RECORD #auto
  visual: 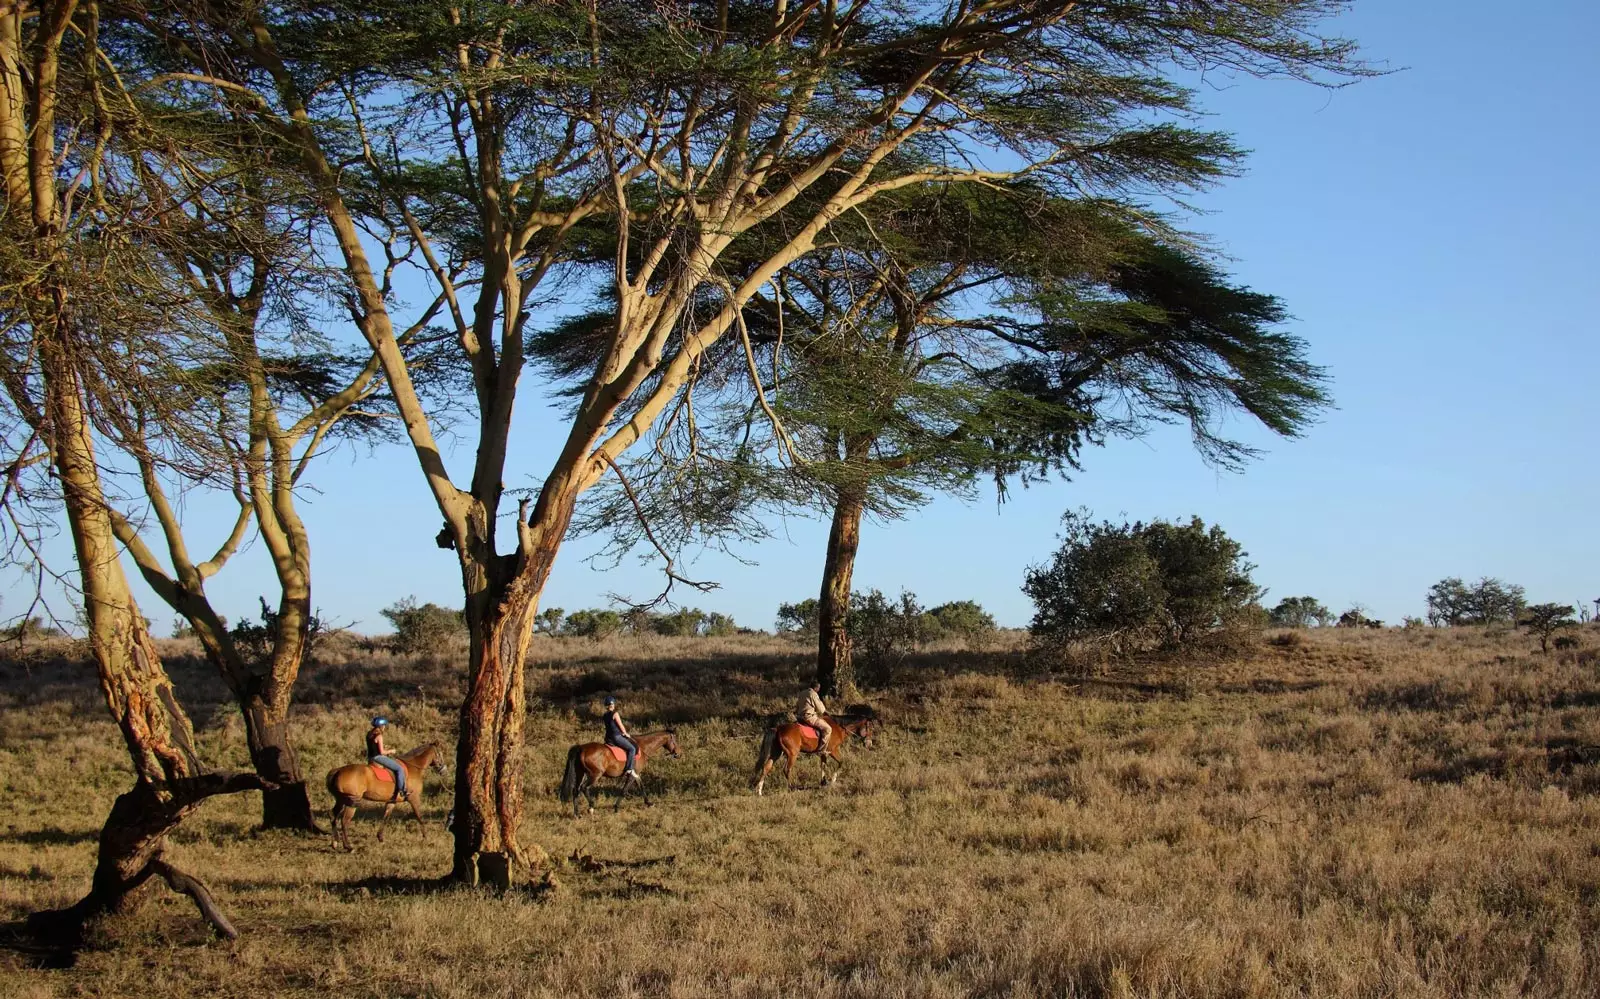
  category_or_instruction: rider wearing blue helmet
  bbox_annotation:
[601,696,640,781]
[366,716,406,801]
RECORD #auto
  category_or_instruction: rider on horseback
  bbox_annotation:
[602,696,640,781]
[797,679,832,754]
[367,716,406,802]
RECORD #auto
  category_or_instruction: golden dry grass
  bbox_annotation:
[3,625,1599,997]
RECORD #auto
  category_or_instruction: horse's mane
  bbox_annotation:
[398,743,437,759]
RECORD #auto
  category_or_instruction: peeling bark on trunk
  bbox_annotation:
[449,489,573,888]
[33,344,265,940]
[817,485,866,699]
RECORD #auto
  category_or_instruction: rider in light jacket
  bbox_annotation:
[796,680,832,754]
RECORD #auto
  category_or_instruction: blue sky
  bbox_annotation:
[9,1,1597,633]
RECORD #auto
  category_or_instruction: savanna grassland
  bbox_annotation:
[3,626,1599,998]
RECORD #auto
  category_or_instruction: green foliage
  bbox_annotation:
[1426,577,1527,627]
[556,606,737,638]
[850,590,930,684]
[229,597,327,666]
[380,597,465,656]
[6,616,64,641]
[1519,603,1577,654]
[922,601,999,640]
[1268,596,1332,629]
[562,609,623,640]
[1024,513,1260,652]
[535,608,566,636]
[776,599,820,637]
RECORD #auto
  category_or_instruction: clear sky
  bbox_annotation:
[8,1,1597,634]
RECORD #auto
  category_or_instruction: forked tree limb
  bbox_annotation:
[149,857,237,941]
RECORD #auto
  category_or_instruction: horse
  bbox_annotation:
[325,742,445,851]
[558,730,682,817]
[751,713,876,796]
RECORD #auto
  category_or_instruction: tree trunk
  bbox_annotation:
[449,493,571,888]
[244,694,314,830]
[817,485,866,699]
[177,597,316,831]
[31,340,265,940]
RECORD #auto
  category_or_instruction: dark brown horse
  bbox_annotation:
[559,730,681,816]
[325,742,444,851]
[751,714,876,796]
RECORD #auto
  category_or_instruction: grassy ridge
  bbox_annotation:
[2,627,1598,997]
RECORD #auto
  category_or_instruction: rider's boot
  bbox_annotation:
[624,768,640,782]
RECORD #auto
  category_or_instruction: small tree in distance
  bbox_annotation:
[1519,604,1577,654]
[1024,514,1260,653]
[1269,596,1333,629]
[1427,577,1526,626]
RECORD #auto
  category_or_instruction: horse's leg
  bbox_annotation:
[408,791,425,832]
[784,746,797,789]
[378,801,395,842]
[818,748,830,786]
[585,772,598,815]
[339,804,354,851]
[614,769,630,813]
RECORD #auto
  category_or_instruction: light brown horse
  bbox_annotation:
[751,714,876,796]
[325,742,444,851]
[559,731,681,817]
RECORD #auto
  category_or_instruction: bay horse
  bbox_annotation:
[558,730,681,817]
[325,742,444,851]
[751,714,876,796]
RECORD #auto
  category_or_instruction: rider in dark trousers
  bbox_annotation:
[602,696,640,781]
[367,716,406,801]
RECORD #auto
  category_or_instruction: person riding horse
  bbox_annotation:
[366,716,406,802]
[796,680,832,751]
[602,695,640,782]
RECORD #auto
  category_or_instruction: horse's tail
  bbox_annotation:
[751,727,777,788]
[559,745,582,803]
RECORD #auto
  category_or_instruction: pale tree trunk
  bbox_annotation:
[30,345,268,941]
[817,482,867,699]
[115,490,317,832]
[7,2,265,941]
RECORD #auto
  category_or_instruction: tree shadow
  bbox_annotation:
[324,873,459,899]
[0,827,97,847]
[0,921,79,970]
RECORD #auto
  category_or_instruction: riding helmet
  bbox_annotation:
[603,696,616,707]
[372,716,389,727]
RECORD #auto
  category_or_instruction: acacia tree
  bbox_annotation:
[0,0,271,938]
[95,154,412,830]
[142,0,1366,884]
[550,186,1328,694]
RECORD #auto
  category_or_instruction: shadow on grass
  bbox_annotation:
[0,921,78,970]
[0,827,97,847]
[325,873,458,899]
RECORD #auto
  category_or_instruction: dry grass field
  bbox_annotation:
[2,625,1599,998]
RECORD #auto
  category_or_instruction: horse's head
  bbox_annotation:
[848,716,877,750]
[664,730,683,759]
[423,741,447,774]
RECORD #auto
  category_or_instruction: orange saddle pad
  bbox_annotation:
[607,745,627,762]
[368,763,397,783]
[796,724,819,740]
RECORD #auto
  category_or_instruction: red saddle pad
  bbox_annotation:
[796,723,818,740]
[368,763,396,783]
[607,745,627,762]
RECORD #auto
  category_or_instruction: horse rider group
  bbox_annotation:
[360,677,837,790]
